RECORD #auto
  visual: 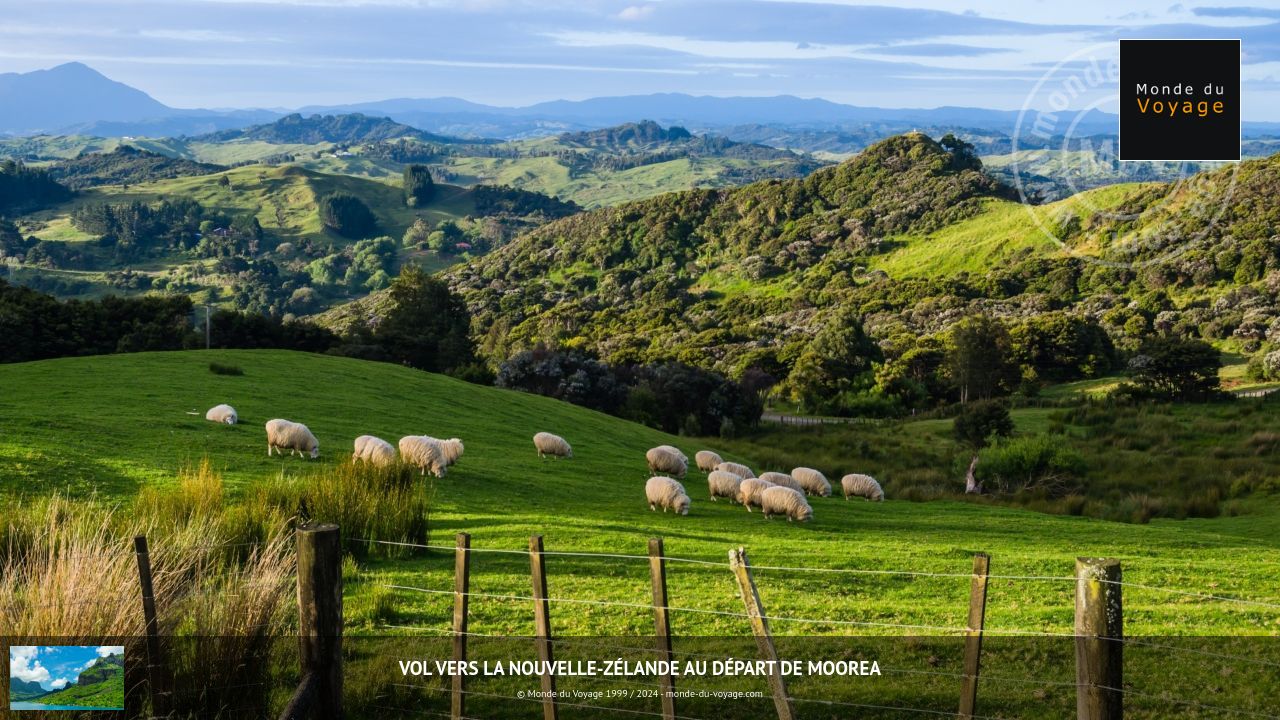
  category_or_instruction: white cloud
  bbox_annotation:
[618,5,653,21]
[49,678,69,689]
[9,647,52,684]
[96,646,124,657]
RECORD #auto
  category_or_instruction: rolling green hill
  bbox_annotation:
[1,349,1278,642]
[28,655,125,709]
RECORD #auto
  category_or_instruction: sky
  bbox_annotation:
[9,645,124,692]
[0,0,1278,117]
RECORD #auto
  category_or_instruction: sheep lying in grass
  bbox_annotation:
[647,446,688,478]
[759,471,804,493]
[791,467,832,497]
[737,478,775,512]
[399,435,449,477]
[533,432,573,459]
[353,435,396,467]
[206,404,238,425]
[841,474,884,502]
[707,470,743,503]
[760,486,813,522]
[645,476,691,515]
[695,450,723,473]
[265,419,318,459]
[716,461,755,479]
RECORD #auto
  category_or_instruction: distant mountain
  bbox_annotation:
[9,677,47,701]
[61,110,283,139]
[0,63,172,134]
[49,145,225,189]
[560,120,694,148]
[195,113,471,145]
[31,653,124,709]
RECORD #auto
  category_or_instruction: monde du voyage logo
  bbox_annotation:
[1120,39,1241,161]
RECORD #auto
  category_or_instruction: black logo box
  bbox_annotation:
[1119,39,1241,162]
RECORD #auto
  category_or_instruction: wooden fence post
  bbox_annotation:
[728,547,795,720]
[1075,558,1122,720]
[648,538,677,720]
[529,535,558,720]
[296,523,343,720]
[958,552,990,719]
[134,535,170,717]
[452,533,471,720]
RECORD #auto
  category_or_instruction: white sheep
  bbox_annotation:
[353,435,396,467]
[646,446,688,478]
[791,467,832,497]
[205,404,238,425]
[707,470,743,503]
[439,438,465,466]
[695,450,723,473]
[533,432,573,459]
[760,486,813,522]
[759,471,804,493]
[737,477,776,512]
[645,476,691,515]
[656,445,689,463]
[399,435,448,477]
[716,461,755,479]
[265,419,319,459]
[841,474,884,502]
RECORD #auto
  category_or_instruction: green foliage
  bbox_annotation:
[49,146,224,190]
[787,306,881,412]
[944,315,1020,403]
[371,265,476,372]
[318,191,378,239]
[1126,336,1222,401]
[402,163,434,206]
[971,434,1087,495]
[953,399,1014,451]
[0,159,72,214]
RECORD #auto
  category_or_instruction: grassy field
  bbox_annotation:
[1,349,1278,644]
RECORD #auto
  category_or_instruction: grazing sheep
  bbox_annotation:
[760,486,814,522]
[656,445,689,463]
[791,467,832,497]
[707,470,743,503]
[353,435,396,467]
[759,471,804,493]
[206,404,238,425]
[716,461,756,479]
[533,432,573,459]
[737,477,776,512]
[399,435,449,477]
[646,446,688,478]
[439,438,465,466]
[841,474,884,502]
[265,419,319,459]
[645,476,691,516]
[695,450,723,473]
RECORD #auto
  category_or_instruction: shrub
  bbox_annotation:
[318,191,378,239]
[971,435,1087,496]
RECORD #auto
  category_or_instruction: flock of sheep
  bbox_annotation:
[641,446,883,523]
[203,407,881,524]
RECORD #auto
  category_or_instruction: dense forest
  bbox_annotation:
[0,159,72,214]
[196,113,475,145]
[49,146,225,189]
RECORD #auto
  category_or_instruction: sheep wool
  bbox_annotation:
[206,404,238,425]
[646,446,688,478]
[656,445,689,463]
[760,486,813,522]
[399,435,449,477]
[533,432,573,459]
[716,461,756,479]
[759,471,803,493]
[737,477,776,511]
[841,474,885,502]
[707,470,743,503]
[695,450,724,473]
[353,435,396,467]
[645,476,691,516]
[439,438,465,466]
[265,419,319,459]
[791,467,832,497]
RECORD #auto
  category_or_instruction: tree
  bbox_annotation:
[787,307,881,412]
[403,164,434,207]
[318,192,377,239]
[1127,336,1221,401]
[944,314,1020,403]
[953,399,1014,493]
[373,265,476,372]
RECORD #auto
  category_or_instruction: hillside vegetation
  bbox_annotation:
[47,145,225,189]
[28,654,125,709]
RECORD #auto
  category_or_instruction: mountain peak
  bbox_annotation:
[0,62,172,134]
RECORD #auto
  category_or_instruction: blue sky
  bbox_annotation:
[9,645,124,692]
[0,1,1278,117]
